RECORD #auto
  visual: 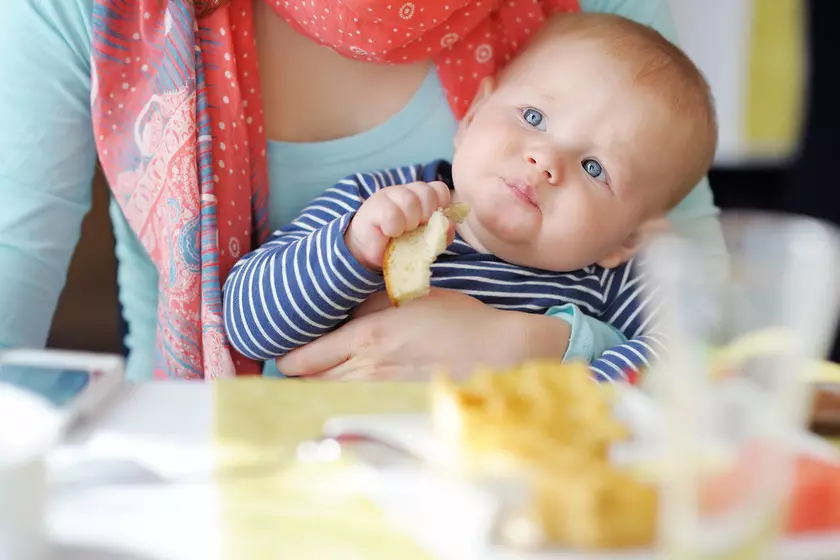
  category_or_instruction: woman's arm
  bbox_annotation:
[0,0,97,349]
[276,288,572,379]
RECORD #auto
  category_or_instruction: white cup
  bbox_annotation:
[0,384,62,560]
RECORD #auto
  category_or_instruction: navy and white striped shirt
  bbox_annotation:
[223,161,666,381]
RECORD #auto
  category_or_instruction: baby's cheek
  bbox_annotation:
[543,212,602,260]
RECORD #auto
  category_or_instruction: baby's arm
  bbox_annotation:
[222,165,451,361]
[546,304,628,363]
[589,259,667,382]
[222,174,383,361]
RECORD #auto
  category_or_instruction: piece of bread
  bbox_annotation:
[383,203,469,306]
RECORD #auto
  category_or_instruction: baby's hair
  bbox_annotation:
[515,12,718,211]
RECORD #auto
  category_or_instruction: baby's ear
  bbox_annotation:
[596,218,671,269]
[454,77,495,148]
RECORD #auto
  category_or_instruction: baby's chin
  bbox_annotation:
[481,238,592,272]
[475,211,537,243]
[469,213,597,270]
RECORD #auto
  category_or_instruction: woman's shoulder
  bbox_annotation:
[578,0,678,43]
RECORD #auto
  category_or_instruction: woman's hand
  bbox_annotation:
[275,289,572,380]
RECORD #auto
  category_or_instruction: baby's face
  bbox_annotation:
[452,35,688,271]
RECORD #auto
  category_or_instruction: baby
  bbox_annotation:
[222,12,717,380]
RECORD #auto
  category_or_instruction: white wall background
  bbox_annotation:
[668,0,756,166]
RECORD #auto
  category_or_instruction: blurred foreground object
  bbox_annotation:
[784,0,840,362]
[431,361,659,550]
[645,211,840,558]
[0,384,62,559]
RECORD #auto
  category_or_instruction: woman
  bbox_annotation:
[0,0,724,381]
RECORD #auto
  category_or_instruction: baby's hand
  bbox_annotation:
[345,181,452,271]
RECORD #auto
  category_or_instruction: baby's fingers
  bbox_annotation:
[426,181,452,213]
[381,187,422,236]
[373,198,407,238]
[402,181,444,223]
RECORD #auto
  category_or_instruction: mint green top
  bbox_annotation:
[0,0,723,380]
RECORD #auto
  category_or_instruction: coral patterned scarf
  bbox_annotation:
[91,0,580,379]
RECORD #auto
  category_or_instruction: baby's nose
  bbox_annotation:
[525,151,562,185]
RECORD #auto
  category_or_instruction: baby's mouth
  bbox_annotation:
[503,178,539,208]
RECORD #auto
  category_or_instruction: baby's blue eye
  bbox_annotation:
[582,159,607,182]
[522,108,544,128]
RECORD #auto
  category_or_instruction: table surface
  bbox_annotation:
[49,380,434,560]
[47,379,840,560]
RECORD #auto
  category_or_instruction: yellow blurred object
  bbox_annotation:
[430,361,658,550]
[533,459,658,550]
[709,327,840,385]
[808,360,840,384]
[745,0,805,152]
[710,327,793,376]
[431,361,627,466]
[213,379,431,560]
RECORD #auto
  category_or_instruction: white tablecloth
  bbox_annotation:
[48,383,220,560]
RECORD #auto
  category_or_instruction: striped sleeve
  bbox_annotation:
[589,257,667,383]
[222,167,422,360]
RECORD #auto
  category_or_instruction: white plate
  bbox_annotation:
[322,387,840,560]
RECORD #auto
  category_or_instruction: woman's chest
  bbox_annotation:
[253,1,433,143]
